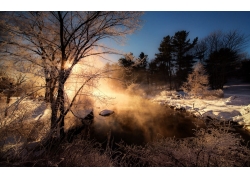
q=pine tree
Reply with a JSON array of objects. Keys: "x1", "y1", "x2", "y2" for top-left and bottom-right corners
[
  {"x1": 205, "y1": 48, "x2": 238, "y2": 89},
  {"x1": 155, "y1": 35, "x2": 174, "y2": 89},
  {"x1": 172, "y1": 30, "x2": 198, "y2": 88},
  {"x1": 182, "y1": 62, "x2": 209, "y2": 96}
]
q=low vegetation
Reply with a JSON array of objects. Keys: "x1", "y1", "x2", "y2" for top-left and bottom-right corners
[{"x1": 0, "y1": 97, "x2": 249, "y2": 167}]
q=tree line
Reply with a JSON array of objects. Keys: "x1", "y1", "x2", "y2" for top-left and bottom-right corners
[{"x1": 116, "y1": 30, "x2": 250, "y2": 90}]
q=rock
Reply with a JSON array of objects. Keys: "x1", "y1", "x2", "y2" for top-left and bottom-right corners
[
  {"x1": 174, "y1": 106, "x2": 186, "y2": 111},
  {"x1": 99, "y1": 109, "x2": 114, "y2": 116},
  {"x1": 72, "y1": 109, "x2": 94, "y2": 125}
]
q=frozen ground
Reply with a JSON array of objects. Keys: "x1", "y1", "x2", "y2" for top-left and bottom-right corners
[{"x1": 151, "y1": 79, "x2": 250, "y2": 131}]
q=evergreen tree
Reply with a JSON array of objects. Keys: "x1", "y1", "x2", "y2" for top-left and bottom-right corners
[
  {"x1": 155, "y1": 35, "x2": 174, "y2": 89},
  {"x1": 118, "y1": 53, "x2": 135, "y2": 86},
  {"x1": 137, "y1": 52, "x2": 148, "y2": 69},
  {"x1": 133, "y1": 52, "x2": 148, "y2": 84},
  {"x1": 171, "y1": 30, "x2": 198, "y2": 88},
  {"x1": 118, "y1": 52, "x2": 135, "y2": 67},
  {"x1": 205, "y1": 48, "x2": 238, "y2": 89},
  {"x1": 239, "y1": 59, "x2": 250, "y2": 82},
  {"x1": 118, "y1": 52, "x2": 149, "y2": 86},
  {"x1": 182, "y1": 62, "x2": 209, "y2": 96},
  {"x1": 148, "y1": 59, "x2": 158, "y2": 85}
]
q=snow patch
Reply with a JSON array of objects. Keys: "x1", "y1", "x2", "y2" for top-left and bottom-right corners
[
  {"x1": 225, "y1": 96, "x2": 250, "y2": 105},
  {"x1": 99, "y1": 109, "x2": 114, "y2": 116},
  {"x1": 150, "y1": 83, "x2": 250, "y2": 131}
]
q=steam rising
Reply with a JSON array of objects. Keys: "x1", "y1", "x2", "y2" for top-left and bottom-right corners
[
  {"x1": 64, "y1": 56, "x2": 200, "y2": 145},
  {"x1": 91, "y1": 80, "x2": 200, "y2": 145}
]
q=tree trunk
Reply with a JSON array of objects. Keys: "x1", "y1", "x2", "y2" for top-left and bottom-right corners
[
  {"x1": 45, "y1": 78, "x2": 50, "y2": 103},
  {"x1": 51, "y1": 70, "x2": 66, "y2": 139},
  {"x1": 44, "y1": 69, "x2": 57, "y2": 104}
]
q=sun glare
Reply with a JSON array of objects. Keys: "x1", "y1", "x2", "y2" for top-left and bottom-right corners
[{"x1": 64, "y1": 55, "x2": 108, "y2": 102}]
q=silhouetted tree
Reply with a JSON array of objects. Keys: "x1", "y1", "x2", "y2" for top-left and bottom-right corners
[
  {"x1": 118, "y1": 53, "x2": 136, "y2": 86},
  {"x1": 155, "y1": 35, "x2": 174, "y2": 89},
  {"x1": 118, "y1": 52, "x2": 149, "y2": 86},
  {"x1": 196, "y1": 30, "x2": 248, "y2": 64},
  {"x1": 134, "y1": 52, "x2": 148, "y2": 84},
  {"x1": 152, "y1": 31, "x2": 197, "y2": 89},
  {"x1": 195, "y1": 30, "x2": 249, "y2": 87},
  {"x1": 147, "y1": 59, "x2": 158, "y2": 85},
  {"x1": 171, "y1": 30, "x2": 198, "y2": 88},
  {"x1": 194, "y1": 40, "x2": 207, "y2": 63},
  {"x1": 239, "y1": 59, "x2": 250, "y2": 82},
  {"x1": 137, "y1": 52, "x2": 148, "y2": 69},
  {"x1": 118, "y1": 53, "x2": 135, "y2": 67},
  {"x1": 205, "y1": 48, "x2": 238, "y2": 89}
]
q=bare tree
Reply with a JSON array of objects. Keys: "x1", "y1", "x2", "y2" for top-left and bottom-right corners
[
  {"x1": 195, "y1": 30, "x2": 249, "y2": 61},
  {"x1": 1, "y1": 11, "x2": 143, "y2": 140},
  {"x1": 0, "y1": 12, "x2": 60, "y2": 104}
]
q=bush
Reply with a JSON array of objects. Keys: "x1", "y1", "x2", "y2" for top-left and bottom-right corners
[
  {"x1": 203, "y1": 89, "x2": 224, "y2": 99},
  {"x1": 0, "y1": 99, "x2": 51, "y2": 162},
  {"x1": 182, "y1": 62, "x2": 209, "y2": 97},
  {"x1": 58, "y1": 139, "x2": 113, "y2": 167},
  {"x1": 114, "y1": 126, "x2": 250, "y2": 167}
]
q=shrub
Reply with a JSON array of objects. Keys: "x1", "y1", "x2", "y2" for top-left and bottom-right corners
[
  {"x1": 114, "y1": 125, "x2": 250, "y2": 167},
  {"x1": 203, "y1": 89, "x2": 224, "y2": 99},
  {"x1": 182, "y1": 62, "x2": 209, "y2": 97}
]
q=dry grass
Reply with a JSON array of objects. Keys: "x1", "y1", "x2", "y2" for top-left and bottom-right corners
[
  {"x1": 0, "y1": 97, "x2": 249, "y2": 167},
  {"x1": 112, "y1": 125, "x2": 250, "y2": 167},
  {"x1": 0, "y1": 124, "x2": 249, "y2": 167}
]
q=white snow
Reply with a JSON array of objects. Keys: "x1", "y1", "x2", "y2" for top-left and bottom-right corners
[
  {"x1": 99, "y1": 109, "x2": 114, "y2": 116},
  {"x1": 151, "y1": 80, "x2": 250, "y2": 131},
  {"x1": 0, "y1": 98, "x2": 51, "y2": 128},
  {"x1": 31, "y1": 101, "x2": 51, "y2": 121}
]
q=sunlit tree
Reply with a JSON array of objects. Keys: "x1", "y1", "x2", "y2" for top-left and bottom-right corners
[
  {"x1": 182, "y1": 62, "x2": 209, "y2": 96},
  {"x1": 1, "y1": 11, "x2": 143, "y2": 140}
]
